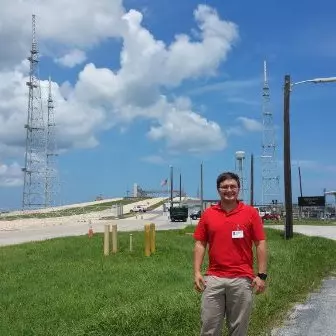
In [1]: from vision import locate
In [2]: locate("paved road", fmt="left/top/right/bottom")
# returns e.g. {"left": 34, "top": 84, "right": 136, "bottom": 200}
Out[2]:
{"left": 271, "top": 277, "right": 336, "bottom": 336}
{"left": 267, "top": 224, "right": 336, "bottom": 240}
{"left": 0, "top": 207, "right": 193, "bottom": 247}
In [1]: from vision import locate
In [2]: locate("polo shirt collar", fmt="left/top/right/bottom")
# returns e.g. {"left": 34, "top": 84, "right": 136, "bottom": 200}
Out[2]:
{"left": 213, "top": 201, "right": 243, "bottom": 215}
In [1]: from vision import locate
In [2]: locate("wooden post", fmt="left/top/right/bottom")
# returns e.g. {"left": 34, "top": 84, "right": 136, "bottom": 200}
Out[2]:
{"left": 104, "top": 224, "right": 109, "bottom": 256}
{"left": 150, "top": 223, "right": 156, "bottom": 254}
{"left": 111, "top": 224, "right": 118, "bottom": 253}
{"left": 144, "top": 224, "right": 151, "bottom": 256}
{"left": 129, "top": 234, "right": 133, "bottom": 252}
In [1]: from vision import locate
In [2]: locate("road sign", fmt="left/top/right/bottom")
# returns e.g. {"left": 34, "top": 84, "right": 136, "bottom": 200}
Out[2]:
{"left": 298, "top": 196, "right": 325, "bottom": 207}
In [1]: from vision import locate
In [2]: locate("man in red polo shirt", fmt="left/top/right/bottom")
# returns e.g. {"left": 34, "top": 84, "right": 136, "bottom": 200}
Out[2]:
{"left": 193, "top": 172, "right": 267, "bottom": 336}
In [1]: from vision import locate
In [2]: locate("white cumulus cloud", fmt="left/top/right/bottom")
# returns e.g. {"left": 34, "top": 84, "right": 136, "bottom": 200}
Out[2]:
{"left": 0, "top": 1, "right": 240, "bottom": 184}
{"left": 226, "top": 117, "right": 263, "bottom": 136}
{"left": 0, "top": 0, "right": 125, "bottom": 68}
{"left": 147, "top": 97, "right": 226, "bottom": 153}
{"left": 55, "top": 49, "right": 87, "bottom": 68}
{"left": 237, "top": 117, "right": 263, "bottom": 132}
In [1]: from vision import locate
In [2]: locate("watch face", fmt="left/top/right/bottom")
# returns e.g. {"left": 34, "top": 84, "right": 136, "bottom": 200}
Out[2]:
{"left": 258, "top": 273, "right": 267, "bottom": 280}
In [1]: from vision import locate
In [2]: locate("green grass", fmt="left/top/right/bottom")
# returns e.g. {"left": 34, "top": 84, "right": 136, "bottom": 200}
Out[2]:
{"left": 264, "top": 219, "right": 336, "bottom": 226}
{"left": 0, "top": 198, "right": 150, "bottom": 221}
{"left": 0, "top": 228, "right": 335, "bottom": 335}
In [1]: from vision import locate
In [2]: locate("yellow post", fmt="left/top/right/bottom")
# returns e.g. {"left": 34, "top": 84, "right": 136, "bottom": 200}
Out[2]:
{"left": 144, "top": 224, "right": 151, "bottom": 256}
{"left": 111, "top": 224, "right": 118, "bottom": 253}
{"left": 150, "top": 223, "right": 156, "bottom": 254}
{"left": 104, "top": 224, "right": 109, "bottom": 256}
{"left": 129, "top": 233, "right": 133, "bottom": 252}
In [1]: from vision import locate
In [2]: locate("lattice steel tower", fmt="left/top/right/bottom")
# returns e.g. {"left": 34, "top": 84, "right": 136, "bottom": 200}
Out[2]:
{"left": 235, "top": 151, "right": 247, "bottom": 202}
{"left": 45, "top": 77, "right": 59, "bottom": 207}
{"left": 22, "top": 15, "right": 46, "bottom": 209}
{"left": 261, "top": 60, "right": 280, "bottom": 205}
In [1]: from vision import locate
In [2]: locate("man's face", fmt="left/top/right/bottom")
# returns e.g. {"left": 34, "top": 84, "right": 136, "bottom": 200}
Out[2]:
{"left": 218, "top": 178, "right": 239, "bottom": 202}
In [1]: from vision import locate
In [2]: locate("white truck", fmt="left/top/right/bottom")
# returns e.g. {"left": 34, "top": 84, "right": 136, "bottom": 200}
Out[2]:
{"left": 254, "top": 207, "right": 270, "bottom": 217}
{"left": 130, "top": 204, "right": 148, "bottom": 213}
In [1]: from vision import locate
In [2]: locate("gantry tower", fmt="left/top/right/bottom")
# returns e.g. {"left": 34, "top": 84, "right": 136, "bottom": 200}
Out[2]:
{"left": 261, "top": 60, "right": 280, "bottom": 205}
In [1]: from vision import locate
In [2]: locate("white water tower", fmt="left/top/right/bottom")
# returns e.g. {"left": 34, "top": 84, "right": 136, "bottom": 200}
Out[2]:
{"left": 235, "top": 151, "right": 246, "bottom": 201}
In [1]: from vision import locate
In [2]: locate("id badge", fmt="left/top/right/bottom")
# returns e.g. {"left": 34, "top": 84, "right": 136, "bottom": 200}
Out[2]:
{"left": 232, "top": 230, "right": 244, "bottom": 239}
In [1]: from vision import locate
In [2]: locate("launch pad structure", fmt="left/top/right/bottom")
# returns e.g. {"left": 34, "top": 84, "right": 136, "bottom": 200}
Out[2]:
{"left": 132, "top": 183, "right": 185, "bottom": 198}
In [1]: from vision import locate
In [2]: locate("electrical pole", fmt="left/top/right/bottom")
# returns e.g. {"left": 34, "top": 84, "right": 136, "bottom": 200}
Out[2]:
{"left": 179, "top": 172, "right": 182, "bottom": 203}
{"left": 284, "top": 74, "right": 293, "bottom": 239}
{"left": 282, "top": 73, "right": 336, "bottom": 231}
{"left": 250, "top": 154, "right": 254, "bottom": 206}
{"left": 298, "top": 166, "right": 303, "bottom": 220}
{"left": 170, "top": 165, "right": 173, "bottom": 208}
{"left": 200, "top": 162, "right": 204, "bottom": 213}
{"left": 298, "top": 166, "right": 303, "bottom": 197}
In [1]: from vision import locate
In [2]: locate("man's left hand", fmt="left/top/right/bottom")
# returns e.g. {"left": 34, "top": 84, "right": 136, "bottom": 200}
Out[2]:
{"left": 252, "top": 276, "right": 266, "bottom": 294}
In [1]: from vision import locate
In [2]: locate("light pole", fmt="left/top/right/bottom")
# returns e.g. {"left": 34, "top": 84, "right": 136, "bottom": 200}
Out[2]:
{"left": 200, "top": 162, "right": 204, "bottom": 213}
{"left": 250, "top": 154, "right": 254, "bottom": 206}
{"left": 298, "top": 165, "right": 303, "bottom": 220}
{"left": 179, "top": 172, "right": 182, "bottom": 203}
{"left": 283, "top": 75, "right": 292, "bottom": 239}
{"left": 283, "top": 75, "right": 336, "bottom": 239}
{"left": 169, "top": 165, "right": 173, "bottom": 209}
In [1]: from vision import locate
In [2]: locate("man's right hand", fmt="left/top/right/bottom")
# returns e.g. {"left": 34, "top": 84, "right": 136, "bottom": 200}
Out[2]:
{"left": 194, "top": 272, "right": 206, "bottom": 292}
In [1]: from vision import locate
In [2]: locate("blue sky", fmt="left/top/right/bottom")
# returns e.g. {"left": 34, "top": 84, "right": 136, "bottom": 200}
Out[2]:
{"left": 0, "top": 0, "right": 335, "bottom": 209}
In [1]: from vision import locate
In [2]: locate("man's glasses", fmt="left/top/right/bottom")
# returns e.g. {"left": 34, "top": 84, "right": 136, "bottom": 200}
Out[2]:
{"left": 218, "top": 185, "right": 238, "bottom": 191}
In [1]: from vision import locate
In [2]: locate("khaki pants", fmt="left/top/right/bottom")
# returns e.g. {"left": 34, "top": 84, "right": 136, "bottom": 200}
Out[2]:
{"left": 200, "top": 276, "right": 253, "bottom": 336}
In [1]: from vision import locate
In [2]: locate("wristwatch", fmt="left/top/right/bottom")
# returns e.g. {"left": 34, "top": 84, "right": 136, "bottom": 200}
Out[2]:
{"left": 257, "top": 273, "right": 267, "bottom": 281}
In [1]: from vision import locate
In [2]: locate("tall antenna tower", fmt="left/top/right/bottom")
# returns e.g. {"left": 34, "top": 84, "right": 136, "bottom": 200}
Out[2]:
{"left": 22, "top": 14, "right": 46, "bottom": 209}
{"left": 261, "top": 60, "right": 280, "bottom": 205}
{"left": 45, "top": 77, "right": 59, "bottom": 207}
{"left": 235, "top": 151, "right": 247, "bottom": 202}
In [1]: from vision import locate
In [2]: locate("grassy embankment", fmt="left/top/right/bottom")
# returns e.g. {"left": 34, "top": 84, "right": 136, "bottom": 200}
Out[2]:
{"left": 0, "top": 227, "right": 335, "bottom": 335}
{"left": 0, "top": 198, "right": 155, "bottom": 221}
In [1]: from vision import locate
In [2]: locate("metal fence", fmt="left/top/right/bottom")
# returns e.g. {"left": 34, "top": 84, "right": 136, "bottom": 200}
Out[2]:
{"left": 253, "top": 203, "right": 335, "bottom": 220}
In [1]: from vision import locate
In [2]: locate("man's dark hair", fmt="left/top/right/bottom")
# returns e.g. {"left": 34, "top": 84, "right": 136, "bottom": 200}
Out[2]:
{"left": 216, "top": 172, "right": 240, "bottom": 189}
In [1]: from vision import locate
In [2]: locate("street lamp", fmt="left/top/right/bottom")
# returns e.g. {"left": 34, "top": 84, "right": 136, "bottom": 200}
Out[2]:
{"left": 200, "top": 162, "right": 204, "bottom": 213}
{"left": 293, "top": 77, "right": 336, "bottom": 85}
{"left": 169, "top": 165, "right": 173, "bottom": 209}
{"left": 283, "top": 75, "right": 336, "bottom": 239}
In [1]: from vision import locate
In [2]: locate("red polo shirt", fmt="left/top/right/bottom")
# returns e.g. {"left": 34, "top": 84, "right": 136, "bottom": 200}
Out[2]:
{"left": 193, "top": 202, "right": 265, "bottom": 280}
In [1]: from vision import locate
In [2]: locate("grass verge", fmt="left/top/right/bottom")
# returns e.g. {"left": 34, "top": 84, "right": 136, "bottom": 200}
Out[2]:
{"left": 264, "top": 219, "right": 336, "bottom": 226}
{"left": 0, "top": 227, "right": 335, "bottom": 335}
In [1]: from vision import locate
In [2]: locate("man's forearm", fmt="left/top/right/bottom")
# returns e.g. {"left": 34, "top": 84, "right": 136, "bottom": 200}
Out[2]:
{"left": 194, "top": 241, "right": 206, "bottom": 274}
{"left": 256, "top": 240, "right": 267, "bottom": 273}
